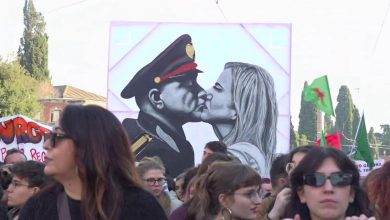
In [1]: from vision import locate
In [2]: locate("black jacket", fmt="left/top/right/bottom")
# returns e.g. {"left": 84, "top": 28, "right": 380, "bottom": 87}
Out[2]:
{"left": 123, "top": 112, "right": 194, "bottom": 177}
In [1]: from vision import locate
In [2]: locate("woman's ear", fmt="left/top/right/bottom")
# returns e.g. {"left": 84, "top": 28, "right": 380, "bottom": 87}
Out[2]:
{"left": 148, "top": 88, "right": 164, "bottom": 109}
{"left": 218, "top": 193, "right": 229, "bottom": 207}
{"left": 297, "top": 187, "right": 306, "bottom": 203}
{"left": 31, "top": 187, "right": 40, "bottom": 195}
{"left": 349, "top": 188, "right": 355, "bottom": 203}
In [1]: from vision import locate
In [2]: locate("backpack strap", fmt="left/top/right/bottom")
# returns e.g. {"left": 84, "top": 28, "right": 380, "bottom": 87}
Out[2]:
{"left": 57, "top": 191, "right": 72, "bottom": 220}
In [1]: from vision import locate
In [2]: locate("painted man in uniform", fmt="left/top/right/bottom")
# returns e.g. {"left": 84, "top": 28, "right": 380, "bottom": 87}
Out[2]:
{"left": 121, "top": 34, "right": 206, "bottom": 177}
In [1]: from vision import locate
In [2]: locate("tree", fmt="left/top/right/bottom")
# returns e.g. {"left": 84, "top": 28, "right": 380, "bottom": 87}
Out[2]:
{"left": 368, "top": 127, "right": 379, "bottom": 159}
{"left": 290, "top": 117, "right": 297, "bottom": 149}
{"left": 324, "top": 114, "right": 335, "bottom": 134}
{"left": 298, "top": 81, "right": 317, "bottom": 142}
{"left": 18, "top": 0, "right": 50, "bottom": 81}
{"left": 380, "top": 124, "right": 390, "bottom": 156}
{"left": 335, "top": 85, "right": 353, "bottom": 152}
{"left": 0, "top": 59, "right": 41, "bottom": 118}
{"left": 380, "top": 124, "right": 390, "bottom": 147}
{"left": 298, "top": 134, "right": 309, "bottom": 146}
{"left": 352, "top": 104, "right": 360, "bottom": 137}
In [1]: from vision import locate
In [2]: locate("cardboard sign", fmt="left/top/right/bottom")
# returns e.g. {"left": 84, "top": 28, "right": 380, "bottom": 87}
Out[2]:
{"left": 355, "top": 159, "right": 385, "bottom": 177}
{"left": 0, "top": 115, "right": 51, "bottom": 162}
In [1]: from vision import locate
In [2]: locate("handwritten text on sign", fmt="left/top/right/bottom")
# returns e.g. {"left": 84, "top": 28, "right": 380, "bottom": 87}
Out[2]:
{"left": 0, "top": 115, "right": 51, "bottom": 162}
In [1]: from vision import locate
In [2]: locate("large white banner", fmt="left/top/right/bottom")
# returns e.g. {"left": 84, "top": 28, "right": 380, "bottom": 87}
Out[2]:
{"left": 107, "top": 22, "right": 291, "bottom": 177}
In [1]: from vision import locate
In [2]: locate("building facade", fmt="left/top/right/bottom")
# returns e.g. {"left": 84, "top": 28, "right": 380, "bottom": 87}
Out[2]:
{"left": 40, "top": 85, "right": 106, "bottom": 125}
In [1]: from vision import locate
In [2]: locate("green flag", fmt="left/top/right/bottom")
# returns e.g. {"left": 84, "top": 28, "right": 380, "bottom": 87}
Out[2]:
{"left": 354, "top": 114, "right": 374, "bottom": 169}
{"left": 304, "top": 75, "right": 335, "bottom": 116}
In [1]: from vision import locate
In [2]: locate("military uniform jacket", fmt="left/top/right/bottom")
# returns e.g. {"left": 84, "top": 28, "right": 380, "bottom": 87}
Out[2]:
{"left": 122, "top": 112, "right": 195, "bottom": 177}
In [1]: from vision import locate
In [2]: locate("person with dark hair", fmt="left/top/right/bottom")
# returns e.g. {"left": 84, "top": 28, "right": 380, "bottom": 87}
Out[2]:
{"left": 202, "top": 141, "right": 228, "bottom": 161}
{"left": 0, "top": 163, "right": 14, "bottom": 208}
{"left": 169, "top": 153, "right": 238, "bottom": 220}
{"left": 269, "top": 154, "right": 289, "bottom": 192}
{"left": 4, "top": 148, "right": 27, "bottom": 164}
{"left": 257, "top": 154, "right": 289, "bottom": 219}
{"left": 198, "top": 152, "right": 238, "bottom": 175}
{"left": 367, "top": 161, "right": 390, "bottom": 219}
{"left": 7, "top": 160, "right": 48, "bottom": 220}
{"left": 19, "top": 105, "right": 167, "bottom": 220}
{"left": 260, "top": 178, "right": 272, "bottom": 198}
{"left": 0, "top": 186, "right": 7, "bottom": 220}
{"left": 179, "top": 166, "right": 199, "bottom": 205}
{"left": 169, "top": 166, "right": 199, "bottom": 220}
{"left": 174, "top": 173, "right": 185, "bottom": 202}
{"left": 188, "top": 162, "right": 261, "bottom": 220}
{"left": 265, "top": 145, "right": 315, "bottom": 220}
{"left": 286, "top": 147, "right": 373, "bottom": 220}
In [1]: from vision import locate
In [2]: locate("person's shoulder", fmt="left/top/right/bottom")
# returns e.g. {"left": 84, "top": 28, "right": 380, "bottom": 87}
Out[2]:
{"left": 169, "top": 203, "right": 190, "bottom": 220}
{"left": 123, "top": 185, "right": 160, "bottom": 205}
{"left": 122, "top": 186, "right": 168, "bottom": 219}
{"left": 19, "top": 183, "right": 60, "bottom": 220}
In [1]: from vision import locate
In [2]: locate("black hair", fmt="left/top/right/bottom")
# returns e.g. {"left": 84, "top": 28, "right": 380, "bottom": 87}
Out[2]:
{"left": 204, "top": 141, "right": 228, "bottom": 154}
{"left": 4, "top": 148, "right": 27, "bottom": 164}
{"left": 181, "top": 166, "right": 199, "bottom": 198}
{"left": 166, "top": 176, "right": 175, "bottom": 191}
{"left": 286, "top": 147, "right": 372, "bottom": 219}
{"left": 10, "top": 160, "right": 48, "bottom": 188}
{"left": 288, "top": 145, "right": 315, "bottom": 162}
{"left": 197, "top": 152, "right": 238, "bottom": 176}
{"left": 270, "top": 154, "right": 289, "bottom": 187}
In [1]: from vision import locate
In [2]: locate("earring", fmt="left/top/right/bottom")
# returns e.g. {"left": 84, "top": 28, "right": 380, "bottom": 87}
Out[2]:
{"left": 221, "top": 207, "right": 232, "bottom": 220}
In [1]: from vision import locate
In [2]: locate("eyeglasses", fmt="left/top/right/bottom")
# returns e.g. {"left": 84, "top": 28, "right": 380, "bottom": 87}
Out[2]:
{"left": 143, "top": 178, "right": 166, "bottom": 186}
{"left": 233, "top": 190, "right": 261, "bottom": 202}
{"left": 303, "top": 172, "right": 353, "bottom": 187}
{"left": 47, "top": 132, "right": 72, "bottom": 147}
{"left": 9, "top": 179, "right": 30, "bottom": 188}
{"left": 285, "top": 162, "right": 295, "bottom": 173}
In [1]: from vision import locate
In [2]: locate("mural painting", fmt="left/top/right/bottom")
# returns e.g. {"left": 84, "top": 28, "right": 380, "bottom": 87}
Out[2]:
{"left": 108, "top": 23, "right": 291, "bottom": 178}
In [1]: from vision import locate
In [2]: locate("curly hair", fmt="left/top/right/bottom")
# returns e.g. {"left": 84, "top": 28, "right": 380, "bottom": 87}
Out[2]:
{"left": 367, "top": 161, "right": 390, "bottom": 219}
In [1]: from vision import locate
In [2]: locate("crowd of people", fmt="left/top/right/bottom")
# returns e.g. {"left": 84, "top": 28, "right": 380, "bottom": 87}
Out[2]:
{"left": 0, "top": 105, "right": 389, "bottom": 220}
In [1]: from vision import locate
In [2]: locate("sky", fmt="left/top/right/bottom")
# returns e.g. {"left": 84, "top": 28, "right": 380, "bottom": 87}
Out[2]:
{"left": 1, "top": 0, "right": 390, "bottom": 136}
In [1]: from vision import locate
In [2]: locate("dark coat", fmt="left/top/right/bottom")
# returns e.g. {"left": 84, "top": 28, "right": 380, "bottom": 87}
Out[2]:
{"left": 123, "top": 112, "right": 194, "bottom": 177}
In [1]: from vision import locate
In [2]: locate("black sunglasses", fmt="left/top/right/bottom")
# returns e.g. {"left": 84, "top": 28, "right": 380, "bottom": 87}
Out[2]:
{"left": 48, "top": 132, "right": 72, "bottom": 147}
{"left": 303, "top": 172, "right": 353, "bottom": 187}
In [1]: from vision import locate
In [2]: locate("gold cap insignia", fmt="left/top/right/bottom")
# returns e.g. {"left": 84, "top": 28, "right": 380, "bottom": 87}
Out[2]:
{"left": 186, "top": 43, "right": 195, "bottom": 59}
{"left": 154, "top": 77, "right": 161, "bottom": 84}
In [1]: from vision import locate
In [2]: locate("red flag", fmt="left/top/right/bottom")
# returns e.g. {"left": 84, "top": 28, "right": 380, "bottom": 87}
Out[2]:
{"left": 316, "top": 132, "right": 342, "bottom": 149}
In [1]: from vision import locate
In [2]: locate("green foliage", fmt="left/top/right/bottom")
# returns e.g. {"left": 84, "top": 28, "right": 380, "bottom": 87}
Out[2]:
{"left": 290, "top": 118, "right": 297, "bottom": 149}
{"left": 0, "top": 59, "right": 41, "bottom": 117}
{"left": 335, "top": 85, "right": 353, "bottom": 151}
{"left": 298, "top": 81, "right": 317, "bottom": 142}
{"left": 380, "top": 124, "right": 390, "bottom": 147}
{"left": 18, "top": 0, "right": 50, "bottom": 81}
{"left": 352, "top": 105, "right": 360, "bottom": 137}
{"left": 368, "top": 127, "right": 379, "bottom": 159}
{"left": 324, "top": 114, "right": 335, "bottom": 134}
{"left": 298, "top": 134, "right": 309, "bottom": 146}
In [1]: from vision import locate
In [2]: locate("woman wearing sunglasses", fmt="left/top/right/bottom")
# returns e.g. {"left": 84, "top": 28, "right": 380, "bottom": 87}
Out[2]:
{"left": 285, "top": 147, "right": 374, "bottom": 220}
{"left": 188, "top": 162, "right": 261, "bottom": 220}
{"left": 19, "top": 105, "right": 167, "bottom": 220}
